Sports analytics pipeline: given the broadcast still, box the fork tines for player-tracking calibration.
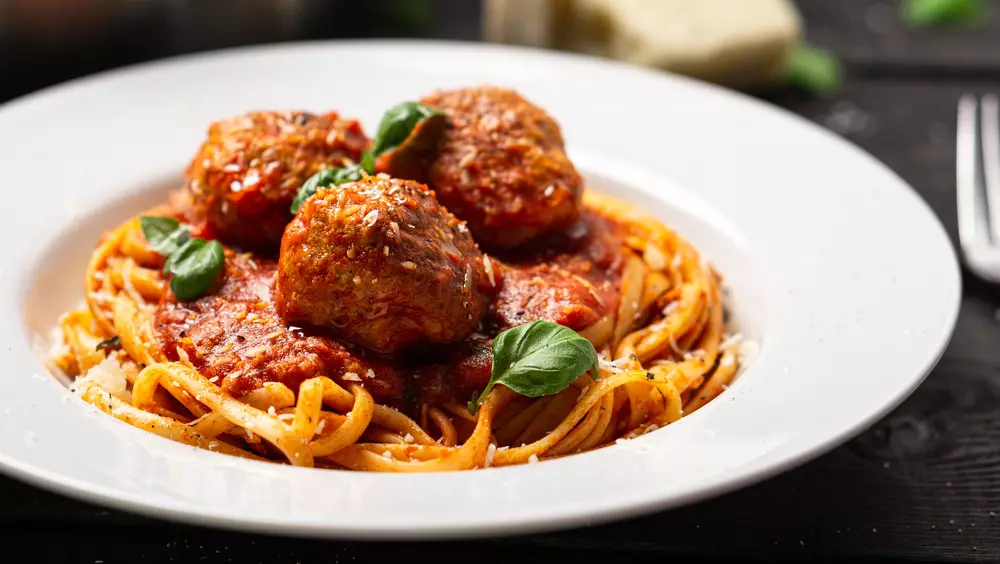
[958,94,1000,252]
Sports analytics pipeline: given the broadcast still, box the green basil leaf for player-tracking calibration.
[469,321,599,412]
[370,101,442,160]
[290,164,365,214]
[164,238,225,300]
[360,148,375,175]
[95,335,121,352]
[902,0,985,26]
[140,216,190,256]
[786,43,841,95]
[376,112,449,182]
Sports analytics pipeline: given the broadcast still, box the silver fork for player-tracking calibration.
[958,94,1000,283]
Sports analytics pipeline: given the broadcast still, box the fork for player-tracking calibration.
[957,94,1000,283]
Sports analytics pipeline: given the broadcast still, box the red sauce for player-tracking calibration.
[152,210,627,411]
[488,211,626,332]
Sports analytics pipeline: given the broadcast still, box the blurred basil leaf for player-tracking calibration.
[786,43,841,95]
[902,0,986,26]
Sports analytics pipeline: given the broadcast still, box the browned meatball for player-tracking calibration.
[183,111,368,252]
[420,87,582,249]
[275,175,491,353]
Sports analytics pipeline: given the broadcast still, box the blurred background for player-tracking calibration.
[1,0,998,104]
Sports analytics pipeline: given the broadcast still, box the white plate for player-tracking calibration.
[0,41,959,539]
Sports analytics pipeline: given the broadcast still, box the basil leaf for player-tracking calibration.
[369,101,442,161]
[140,216,190,256]
[376,112,449,182]
[902,0,985,26]
[95,335,121,352]
[786,44,841,95]
[469,321,599,412]
[290,164,365,214]
[361,149,375,175]
[164,238,224,300]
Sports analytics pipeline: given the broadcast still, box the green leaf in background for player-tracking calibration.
[290,164,366,214]
[163,238,225,300]
[901,0,986,27]
[467,320,599,413]
[786,43,841,95]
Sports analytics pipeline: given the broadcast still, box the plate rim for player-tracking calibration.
[0,38,962,539]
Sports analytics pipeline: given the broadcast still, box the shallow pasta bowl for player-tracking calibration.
[0,40,959,539]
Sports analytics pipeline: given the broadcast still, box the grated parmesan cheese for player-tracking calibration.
[483,255,496,287]
[176,346,192,366]
[643,242,668,270]
[187,413,210,427]
[738,338,760,365]
[71,357,130,401]
[404,433,414,444]
[315,420,326,435]
[485,443,497,468]
[267,406,277,417]
[459,149,477,168]
[662,301,680,316]
[528,453,539,464]
[719,332,759,366]
[720,332,744,350]
[598,355,628,374]
[366,369,375,379]
[342,372,361,382]
[243,345,268,358]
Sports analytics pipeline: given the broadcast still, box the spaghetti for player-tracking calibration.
[52,189,745,471]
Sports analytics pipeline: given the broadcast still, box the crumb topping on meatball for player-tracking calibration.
[276,175,491,353]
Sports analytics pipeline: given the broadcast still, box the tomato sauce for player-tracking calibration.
[152,210,627,411]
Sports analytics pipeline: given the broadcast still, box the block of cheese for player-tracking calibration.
[483,0,802,89]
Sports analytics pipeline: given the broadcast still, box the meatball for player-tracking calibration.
[420,87,582,249]
[275,175,490,353]
[183,110,368,252]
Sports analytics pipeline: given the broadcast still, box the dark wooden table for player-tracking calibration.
[2,1,998,562]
